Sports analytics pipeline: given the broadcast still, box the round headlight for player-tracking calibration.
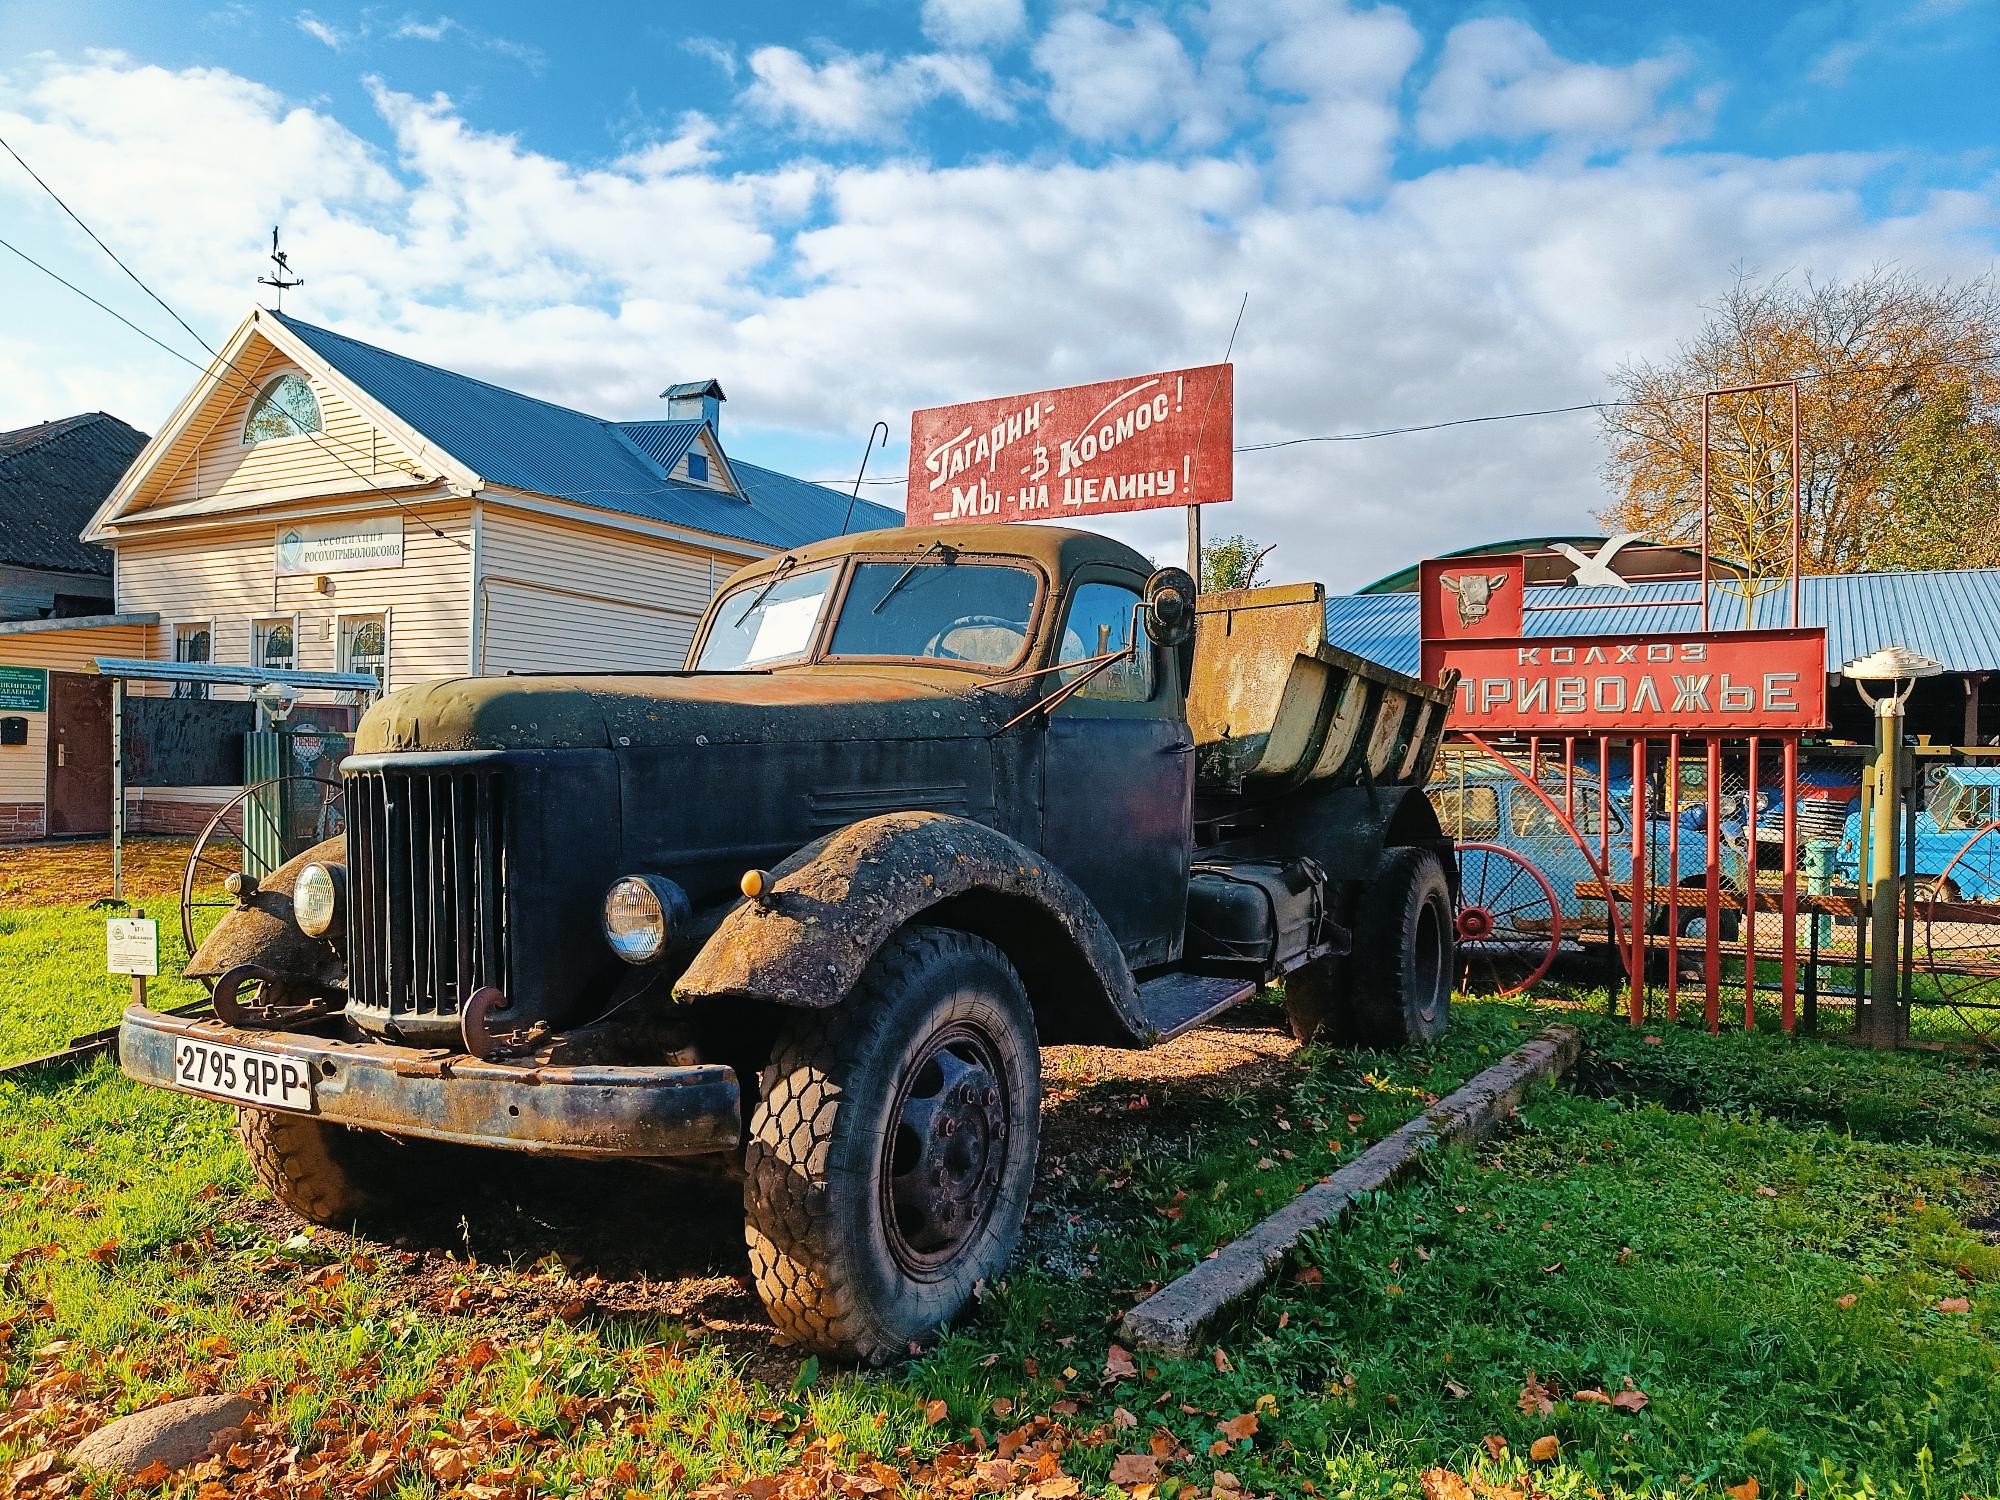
[295,862,343,938]
[603,874,691,965]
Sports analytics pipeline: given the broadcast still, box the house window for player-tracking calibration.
[253,617,296,674]
[686,453,709,482]
[242,373,322,445]
[173,622,211,700]
[340,613,387,689]
[1437,785,1500,840]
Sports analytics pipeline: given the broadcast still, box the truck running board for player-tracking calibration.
[1136,973,1259,1042]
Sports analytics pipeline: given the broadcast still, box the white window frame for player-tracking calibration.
[251,612,301,676]
[169,617,215,699]
[336,607,391,694]
[241,371,323,448]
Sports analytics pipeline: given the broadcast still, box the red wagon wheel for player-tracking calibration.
[180,776,343,991]
[1453,841,1563,998]
[1919,817,2000,1049]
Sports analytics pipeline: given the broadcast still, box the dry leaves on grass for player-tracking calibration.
[1516,1373,1557,1418]
[1529,1435,1560,1462]
[1216,1412,1258,1443]
[1572,1377,1648,1412]
[1103,1345,1139,1382]
[1725,1480,1761,1500]
[1936,1296,1971,1313]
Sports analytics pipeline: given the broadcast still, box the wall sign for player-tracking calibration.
[1427,628,1829,733]
[276,516,403,576]
[909,364,1233,526]
[0,666,48,712]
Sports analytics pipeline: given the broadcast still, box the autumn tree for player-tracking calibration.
[1201,534,1275,592]
[1597,269,2000,595]
[1867,383,2000,571]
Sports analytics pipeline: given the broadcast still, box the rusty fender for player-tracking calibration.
[187,835,347,991]
[672,810,1145,1039]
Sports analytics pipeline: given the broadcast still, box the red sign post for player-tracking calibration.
[908,364,1233,527]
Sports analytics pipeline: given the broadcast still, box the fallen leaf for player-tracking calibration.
[1482,1436,1508,1462]
[925,1398,949,1425]
[1756,1186,1779,1199]
[1209,1439,1231,1458]
[1109,1453,1162,1485]
[1724,1480,1760,1500]
[1217,1413,1258,1442]
[1529,1435,1560,1462]
[1104,1345,1139,1382]
[1214,1469,1243,1491]
[1611,1379,1649,1412]
[1837,1293,1858,1309]
[1443,1380,1470,1399]
[1112,1406,1139,1430]
[1517,1373,1556,1418]
[991,1396,1014,1417]
[1573,1388,1611,1405]
[1212,1347,1233,1374]
[1420,1470,1478,1500]
[1937,1296,1971,1313]
[1294,1265,1323,1287]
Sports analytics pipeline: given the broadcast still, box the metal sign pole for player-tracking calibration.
[1864,700,1904,1046]
[1187,504,1202,586]
[111,676,125,902]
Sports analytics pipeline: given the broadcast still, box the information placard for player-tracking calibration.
[106,917,159,977]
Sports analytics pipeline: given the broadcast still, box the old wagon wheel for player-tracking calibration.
[1919,817,2000,1049]
[180,776,343,991]
[1452,841,1562,998]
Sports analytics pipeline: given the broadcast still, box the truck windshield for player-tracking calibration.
[826,561,1039,667]
[695,564,838,670]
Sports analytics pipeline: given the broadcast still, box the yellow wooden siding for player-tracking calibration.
[476,509,736,673]
[115,504,474,696]
[136,338,422,511]
[0,625,150,803]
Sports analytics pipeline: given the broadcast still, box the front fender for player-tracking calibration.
[186,835,347,990]
[672,811,1143,1033]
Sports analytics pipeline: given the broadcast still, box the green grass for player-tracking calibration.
[3,901,1997,1498]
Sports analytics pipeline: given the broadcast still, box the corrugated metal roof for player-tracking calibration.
[1325,570,2000,678]
[272,312,901,550]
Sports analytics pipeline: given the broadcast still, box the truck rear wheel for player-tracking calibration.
[236,1108,444,1229]
[1343,846,1452,1048]
[744,926,1040,1364]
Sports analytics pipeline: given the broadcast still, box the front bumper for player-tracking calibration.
[118,1005,741,1159]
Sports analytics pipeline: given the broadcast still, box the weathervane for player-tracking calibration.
[257,226,303,309]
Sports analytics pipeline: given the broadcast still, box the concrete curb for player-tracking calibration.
[1118,1022,1584,1358]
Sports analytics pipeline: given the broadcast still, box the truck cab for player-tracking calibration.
[120,523,1457,1362]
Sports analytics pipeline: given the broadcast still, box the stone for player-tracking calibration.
[69,1394,257,1477]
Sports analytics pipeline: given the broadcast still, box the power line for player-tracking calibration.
[0,145,466,548]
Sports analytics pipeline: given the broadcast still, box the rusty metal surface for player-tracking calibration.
[186,836,347,986]
[672,809,1145,1039]
[1189,582,1452,796]
[118,1004,741,1158]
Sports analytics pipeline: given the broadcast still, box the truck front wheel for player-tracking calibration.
[236,1108,447,1229]
[744,926,1041,1364]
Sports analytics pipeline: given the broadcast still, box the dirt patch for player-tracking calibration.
[211,1017,1306,1377]
[0,837,196,908]
[1964,1174,2000,1245]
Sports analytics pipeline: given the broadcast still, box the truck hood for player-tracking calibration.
[354,668,1019,753]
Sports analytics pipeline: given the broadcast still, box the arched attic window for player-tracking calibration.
[242,373,322,445]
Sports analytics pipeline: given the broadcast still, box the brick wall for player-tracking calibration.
[126,796,231,836]
[0,802,46,841]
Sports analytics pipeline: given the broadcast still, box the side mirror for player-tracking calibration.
[1143,567,1197,648]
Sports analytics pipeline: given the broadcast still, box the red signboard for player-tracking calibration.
[1419,556,1524,643]
[1428,628,1829,733]
[908,364,1232,526]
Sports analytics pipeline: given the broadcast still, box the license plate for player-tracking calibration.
[172,1037,316,1113]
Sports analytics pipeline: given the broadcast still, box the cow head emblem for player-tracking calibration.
[1439,572,1510,628]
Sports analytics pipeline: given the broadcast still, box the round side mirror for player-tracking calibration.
[1143,567,1197,647]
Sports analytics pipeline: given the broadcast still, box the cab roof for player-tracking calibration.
[726,522,1156,586]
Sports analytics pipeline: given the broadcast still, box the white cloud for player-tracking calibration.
[0,42,1994,589]
[293,11,351,49]
[742,45,1012,141]
[922,0,1027,50]
[1033,11,1196,143]
[683,36,738,82]
[1417,17,1716,150]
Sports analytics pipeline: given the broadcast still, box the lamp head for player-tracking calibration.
[1841,645,1944,713]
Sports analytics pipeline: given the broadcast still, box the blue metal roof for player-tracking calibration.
[1324,570,2000,678]
[271,311,901,550]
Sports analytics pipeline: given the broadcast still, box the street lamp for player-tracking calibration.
[1841,645,1944,1047]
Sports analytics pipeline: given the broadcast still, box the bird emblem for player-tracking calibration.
[1550,533,1641,589]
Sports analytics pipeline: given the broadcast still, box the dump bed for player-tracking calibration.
[1186,581,1453,797]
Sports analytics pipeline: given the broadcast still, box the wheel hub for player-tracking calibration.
[885,1030,1009,1270]
[1457,905,1495,941]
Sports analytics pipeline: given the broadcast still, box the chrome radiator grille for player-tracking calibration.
[345,765,510,1021]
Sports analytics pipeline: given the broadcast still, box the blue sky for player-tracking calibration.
[1,0,1995,585]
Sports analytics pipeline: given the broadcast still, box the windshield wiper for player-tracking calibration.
[871,541,955,613]
[734,554,798,629]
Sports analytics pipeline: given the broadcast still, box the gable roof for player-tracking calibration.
[1323,569,2000,678]
[269,312,900,550]
[0,412,146,574]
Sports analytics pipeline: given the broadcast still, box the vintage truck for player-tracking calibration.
[119,523,1456,1362]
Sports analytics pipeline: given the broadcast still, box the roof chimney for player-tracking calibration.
[661,378,725,436]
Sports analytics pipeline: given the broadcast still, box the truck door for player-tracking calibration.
[1039,574,1192,968]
